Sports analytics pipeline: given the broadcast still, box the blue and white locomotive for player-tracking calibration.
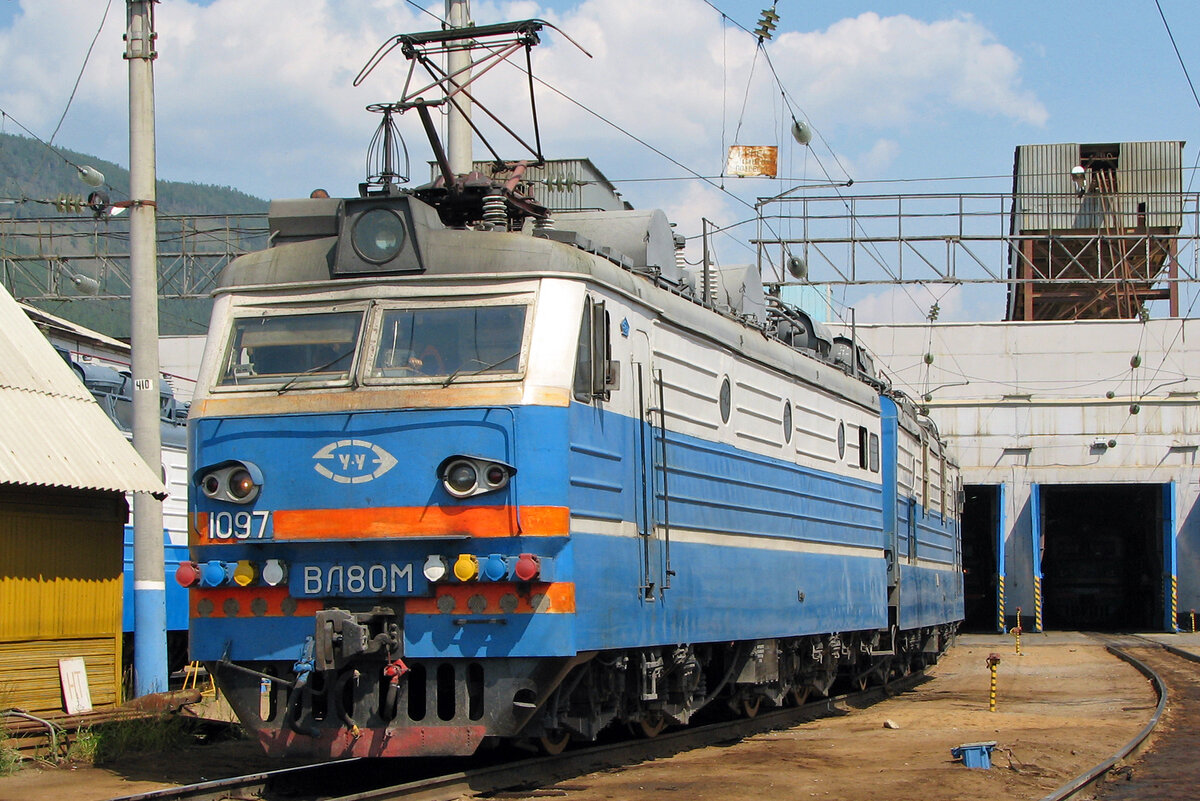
[182,17,962,760]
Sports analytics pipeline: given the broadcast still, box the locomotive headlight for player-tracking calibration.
[444,460,479,498]
[438,455,515,499]
[351,208,406,264]
[196,460,263,504]
[229,469,257,500]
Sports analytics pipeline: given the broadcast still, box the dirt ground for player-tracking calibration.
[0,633,1155,801]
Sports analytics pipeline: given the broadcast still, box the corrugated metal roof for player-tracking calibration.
[0,285,166,497]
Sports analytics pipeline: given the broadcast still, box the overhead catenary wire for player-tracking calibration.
[48,0,114,146]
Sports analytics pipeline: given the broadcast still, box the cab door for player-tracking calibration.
[632,330,671,601]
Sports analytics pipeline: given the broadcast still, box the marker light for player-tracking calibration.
[262,559,287,586]
[514,553,540,582]
[423,555,449,583]
[453,553,479,582]
[482,554,508,582]
[200,560,230,587]
[484,464,507,488]
[175,561,200,587]
[233,560,257,587]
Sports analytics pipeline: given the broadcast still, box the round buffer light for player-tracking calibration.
[453,553,479,582]
[262,559,287,587]
[200,560,230,587]
[175,561,200,587]
[352,208,406,264]
[233,560,257,587]
[514,553,540,582]
[423,555,449,583]
[482,554,508,582]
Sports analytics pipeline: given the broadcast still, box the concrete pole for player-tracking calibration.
[446,0,473,175]
[127,0,167,697]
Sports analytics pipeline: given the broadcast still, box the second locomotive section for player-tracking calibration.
[184,197,961,758]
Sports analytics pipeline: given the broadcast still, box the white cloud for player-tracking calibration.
[847,138,901,177]
[770,12,1048,129]
[0,1,1046,209]
[848,283,966,325]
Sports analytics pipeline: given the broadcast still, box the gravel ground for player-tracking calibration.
[0,632,1155,801]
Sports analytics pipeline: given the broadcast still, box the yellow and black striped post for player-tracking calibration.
[986,653,1001,712]
[1011,607,1022,656]
[1033,575,1043,632]
[997,574,1006,633]
[1190,609,1195,634]
[1170,575,1178,632]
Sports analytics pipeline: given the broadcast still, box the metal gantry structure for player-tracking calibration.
[753,190,1200,319]
[5,192,1199,319]
[0,213,269,303]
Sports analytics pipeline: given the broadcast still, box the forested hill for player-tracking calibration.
[0,131,267,216]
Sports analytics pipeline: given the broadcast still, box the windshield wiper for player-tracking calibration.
[442,351,521,388]
[276,350,354,395]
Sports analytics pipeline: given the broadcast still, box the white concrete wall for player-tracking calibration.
[839,318,1200,630]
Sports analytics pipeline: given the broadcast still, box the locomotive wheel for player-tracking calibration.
[789,686,811,706]
[855,674,869,691]
[538,730,571,755]
[741,695,762,718]
[635,712,666,738]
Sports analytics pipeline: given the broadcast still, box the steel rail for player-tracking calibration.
[107,757,361,801]
[1040,634,1170,801]
[107,670,927,801]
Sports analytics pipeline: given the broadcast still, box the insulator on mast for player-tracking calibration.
[755,7,779,40]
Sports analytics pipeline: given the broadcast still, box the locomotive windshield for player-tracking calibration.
[215,301,529,389]
[219,311,363,386]
[367,304,526,381]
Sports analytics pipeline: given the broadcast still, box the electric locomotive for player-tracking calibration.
[182,18,963,760]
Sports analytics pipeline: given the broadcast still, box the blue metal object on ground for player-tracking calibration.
[951,741,997,769]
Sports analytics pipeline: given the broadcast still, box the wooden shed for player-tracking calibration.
[0,285,165,716]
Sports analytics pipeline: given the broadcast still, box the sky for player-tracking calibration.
[1,0,1198,324]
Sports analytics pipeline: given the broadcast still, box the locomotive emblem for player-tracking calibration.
[312,439,398,484]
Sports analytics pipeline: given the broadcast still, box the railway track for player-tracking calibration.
[108,669,929,801]
[1054,634,1200,801]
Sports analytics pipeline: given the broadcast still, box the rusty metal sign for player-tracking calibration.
[726,145,778,178]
